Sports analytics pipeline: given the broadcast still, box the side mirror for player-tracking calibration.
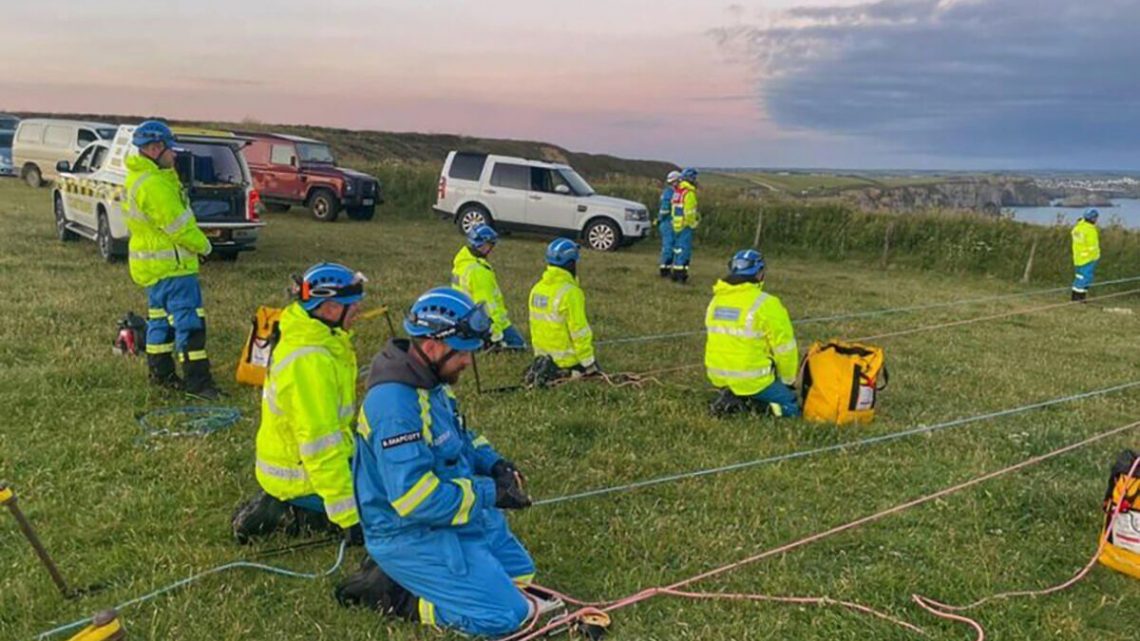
[56,160,70,173]
[290,156,298,168]
[554,184,571,195]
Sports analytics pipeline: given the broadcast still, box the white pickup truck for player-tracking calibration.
[51,125,265,262]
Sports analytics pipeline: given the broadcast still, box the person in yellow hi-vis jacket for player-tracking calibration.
[123,120,219,399]
[525,238,598,386]
[669,167,700,283]
[1071,208,1101,302]
[231,263,367,546]
[705,249,800,418]
[451,224,526,349]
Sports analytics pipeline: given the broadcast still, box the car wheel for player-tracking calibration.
[346,206,375,221]
[23,164,43,188]
[265,203,291,213]
[308,190,341,222]
[456,205,491,234]
[54,193,78,241]
[584,219,621,252]
[97,211,121,262]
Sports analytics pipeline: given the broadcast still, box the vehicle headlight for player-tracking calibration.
[344,180,355,193]
[625,207,648,221]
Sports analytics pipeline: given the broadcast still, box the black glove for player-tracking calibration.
[344,523,365,547]
[491,460,531,510]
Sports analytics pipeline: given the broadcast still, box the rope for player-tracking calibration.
[506,418,1140,641]
[34,541,348,640]
[533,379,1140,507]
[595,274,1140,347]
[135,406,241,441]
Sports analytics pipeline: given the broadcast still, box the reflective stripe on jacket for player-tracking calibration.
[1072,219,1100,266]
[123,154,211,287]
[670,180,699,232]
[451,246,511,341]
[528,265,594,369]
[705,279,798,396]
[354,381,503,537]
[255,303,359,527]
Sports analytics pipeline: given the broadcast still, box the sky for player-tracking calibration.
[2,0,1136,170]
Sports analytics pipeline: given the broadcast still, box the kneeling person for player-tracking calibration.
[232,263,366,544]
[705,249,800,417]
[451,224,526,349]
[526,238,599,386]
[349,287,536,636]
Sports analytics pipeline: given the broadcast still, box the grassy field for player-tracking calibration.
[3,175,1140,641]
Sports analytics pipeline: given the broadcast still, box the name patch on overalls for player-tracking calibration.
[382,431,423,449]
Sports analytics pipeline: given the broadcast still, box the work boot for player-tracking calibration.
[232,491,291,544]
[335,555,419,619]
[673,269,689,284]
[659,266,671,278]
[183,359,224,400]
[1071,290,1081,302]
[147,354,182,390]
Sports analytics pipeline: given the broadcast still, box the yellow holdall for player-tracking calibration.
[799,340,887,425]
[1099,450,1140,580]
[235,306,282,387]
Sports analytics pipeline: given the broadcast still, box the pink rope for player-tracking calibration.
[500,420,1140,641]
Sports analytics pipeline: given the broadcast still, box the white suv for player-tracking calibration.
[434,151,650,251]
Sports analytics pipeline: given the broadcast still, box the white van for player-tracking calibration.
[13,119,117,187]
[51,125,265,262]
[434,151,650,252]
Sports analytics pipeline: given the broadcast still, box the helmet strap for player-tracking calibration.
[411,338,458,381]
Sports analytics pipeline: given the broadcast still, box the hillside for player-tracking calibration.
[6,111,678,181]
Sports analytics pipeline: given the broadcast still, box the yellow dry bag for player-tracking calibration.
[799,340,887,425]
[1099,450,1140,579]
[235,306,282,387]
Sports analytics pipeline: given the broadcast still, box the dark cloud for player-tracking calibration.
[712,0,1140,168]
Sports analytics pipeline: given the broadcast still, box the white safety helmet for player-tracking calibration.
[666,170,682,183]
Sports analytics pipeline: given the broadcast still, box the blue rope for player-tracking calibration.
[136,406,241,441]
[595,274,1140,347]
[533,379,1140,507]
[34,541,347,640]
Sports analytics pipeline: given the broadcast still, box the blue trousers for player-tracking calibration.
[1073,260,1097,293]
[145,274,206,360]
[672,227,693,271]
[369,510,535,636]
[658,219,675,268]
[288,494,325,513]
[502,325,527,349]
[752,380,801,418]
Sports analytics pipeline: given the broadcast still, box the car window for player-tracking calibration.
[296,142,335,164]
[44,125,72,147]
[77,129,98,146]
[17,124,42,143]
[72,146,95,173]
[270,144,295,166]
[489,163,530,190]
[449,153,487,181]
[530,167,572,194]
[0,132,12,147]
[178,142,245,185]
[95,128,116,140]
[91,146,108,171]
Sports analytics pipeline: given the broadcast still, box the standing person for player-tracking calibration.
[123,120,220,399]
[705,249,800,418]
[451,224,526,349]
[657,170,682,277]
[670,167,701,283]
[231,263,367,545]
[525,238,599,386]
[342,287,538,636]
[1072,208,1101,302]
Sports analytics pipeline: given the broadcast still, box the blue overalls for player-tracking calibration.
[657,184,675,271]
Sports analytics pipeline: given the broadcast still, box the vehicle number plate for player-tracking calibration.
[362,199,374,205]
[204,229,223,239]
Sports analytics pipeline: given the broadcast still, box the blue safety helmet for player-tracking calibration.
[466,224,499,249]
[296,262,366,311]
[681,167,699,182]
[728,248,765,277]
[545,237,580,267]
[132,120,181,151]
[1084,208,1100,221]
[404,287,491,351]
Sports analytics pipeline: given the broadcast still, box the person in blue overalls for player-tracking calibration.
[340,287,537,636]
[657,170,682,277]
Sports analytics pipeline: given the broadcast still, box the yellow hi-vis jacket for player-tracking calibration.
[451,246,511,342]
[1072,219,1100,266]
[528,265,595,369]
[670,180,700,232]
[705,279,798,396]
[255,303,359,527]
[123,154,212,288]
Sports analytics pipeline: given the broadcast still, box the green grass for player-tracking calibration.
[3,176,1140,641]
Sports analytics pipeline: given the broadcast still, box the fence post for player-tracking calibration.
[881,221,894,269]
[1022,236,1038,283]
[752,208,763,248]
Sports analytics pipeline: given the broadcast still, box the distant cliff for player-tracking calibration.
[849,178,1051,214]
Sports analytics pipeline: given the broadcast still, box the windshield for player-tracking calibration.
[0,132,12,147]
[296,142,335,164]
[96,128,117,140]
[558,168,595,196]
